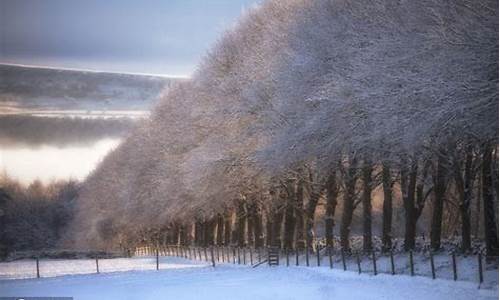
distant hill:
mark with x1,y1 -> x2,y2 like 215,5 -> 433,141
0,64 -> 181,112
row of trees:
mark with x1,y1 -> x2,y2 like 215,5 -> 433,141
68,0 -> 498,258
116,144 -> 497,254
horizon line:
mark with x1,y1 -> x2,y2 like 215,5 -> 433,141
0,62 -> 191,79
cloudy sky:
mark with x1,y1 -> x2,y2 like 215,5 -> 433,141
0,0 -> 260,77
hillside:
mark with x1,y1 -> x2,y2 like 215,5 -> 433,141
0,64 -> 181,112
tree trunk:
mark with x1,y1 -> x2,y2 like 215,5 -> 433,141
166,224 -> 174,245
295,175 -> 305,250
224,210 -> 232,246
474,175 -> 482,239
305,189 -> 321,250
205,219 -> 216,246
325,170 -> 338,248
382,163 -> 393,251
253,204 -> 264,248
199,221 -> 206,246
340,159 -> 357,251
192,222 -> 197,245
431,151 -> 446,251
247,202 -> 255,247
271,209 -> 283,248
266,211 -> 273,247
235,202 -> 246,247
453,148 -> 474,252
216,214 -> 224,246
179,225 -> 187,246
283,180 -> 296,250
482,144 -> 499,258
402,159 -> 418,251
362,160 -> 373,251
173,225 -> 180,245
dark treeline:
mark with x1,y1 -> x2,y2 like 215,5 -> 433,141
0,176 -> 78,259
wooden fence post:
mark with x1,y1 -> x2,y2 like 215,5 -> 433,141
356,253 -> 361,274
478,252 -> 484,286
237,248 -> 241,264
306,245 -> 310,267
286,248 -> 289,267
277,248 -> 280,265
372,251 -> 377,275
430,251 -> 436,279
156,249 -> 160,270
409,250 -> 414,276
316,246 -> 321,267
96,256 -> 100,274
452,252 -> 457,281
36,257 -> 40,278
390,250 -> 395,275
210,247 -> 215,267
328,246 -> 333,269
296,249 -> 299,266
243,248 -> 246,265
341,250 -> 347,271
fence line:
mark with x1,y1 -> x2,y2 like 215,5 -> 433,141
134,244 -> 492,287
1,245 -> 495,287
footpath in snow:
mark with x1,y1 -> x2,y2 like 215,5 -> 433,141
0,257 -> 497,300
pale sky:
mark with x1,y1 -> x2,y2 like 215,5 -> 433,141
0,0 -> 261,76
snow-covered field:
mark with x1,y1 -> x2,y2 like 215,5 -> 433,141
0,256 -> 207,280
0,256 -> 497,300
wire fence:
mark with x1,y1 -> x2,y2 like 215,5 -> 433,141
136,244 -> 495,287
1,245 -> 497,289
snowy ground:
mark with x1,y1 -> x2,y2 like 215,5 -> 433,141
0,256 -> 498,300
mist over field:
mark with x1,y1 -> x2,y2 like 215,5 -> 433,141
0,63 -> 180,184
